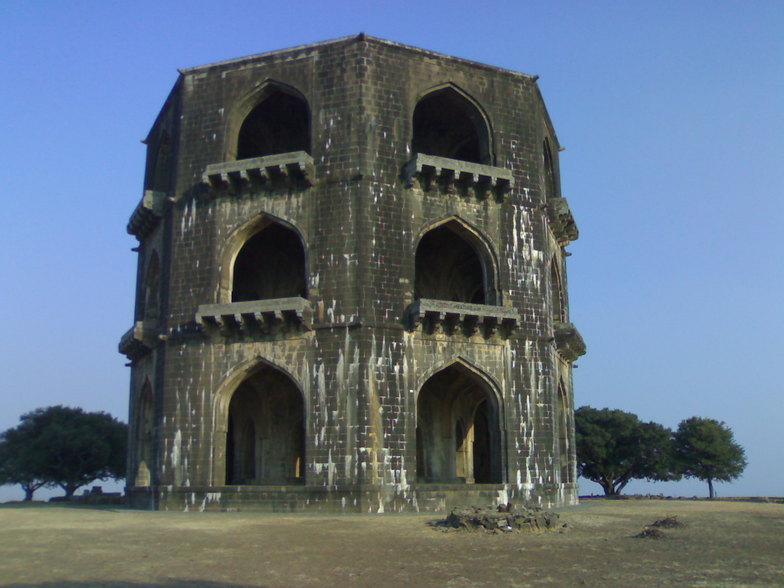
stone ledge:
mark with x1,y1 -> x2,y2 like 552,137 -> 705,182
196,297 -> 312,335
403,154 -> 514,200
406,298 -> 519,337
127,190 -> 166,239
553,321 -> 586,361
202,151 -> 314,191
118,321 -> 157,360
545,197 -> 579,245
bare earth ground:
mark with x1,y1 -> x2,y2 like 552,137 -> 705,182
1,499 -> 782,587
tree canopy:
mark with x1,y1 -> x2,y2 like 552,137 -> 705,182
673,417 -> 746,498
0,406 -> 127,499
575,406 -> 677,496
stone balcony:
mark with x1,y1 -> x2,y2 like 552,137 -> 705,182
553,322 -> 586,361
544,197 -> 579,245
406,299 -> 519,337
127,190 -> 166,239
403,154 -> 514,200
119,321 -> 158,361
196,297 -> 312,336
202,151 -> 314,192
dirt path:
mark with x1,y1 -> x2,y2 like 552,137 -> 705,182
1,499 -> 782,587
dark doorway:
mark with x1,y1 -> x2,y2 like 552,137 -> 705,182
225,366 -> 305,485
416,363 -> 502,483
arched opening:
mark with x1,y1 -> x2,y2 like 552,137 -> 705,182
148,132 -> 172,192
412,86 -> 492,165
237,87 -> 310,159
135,381 -> 154,487
143,251 -> 161,321
557,381 -> 572,483
416,363 -> 502,484
550,259 -> 565,323
232,222 -> 307,302
543,139 -> 556,200
414,220 -> 496,304
225,365 -> 305,485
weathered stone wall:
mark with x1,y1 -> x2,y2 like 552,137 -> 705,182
122,35 -> 584,512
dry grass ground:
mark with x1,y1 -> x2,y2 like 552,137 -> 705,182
1,498 -> 782,587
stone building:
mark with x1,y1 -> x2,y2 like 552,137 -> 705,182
120,34 -> 585,511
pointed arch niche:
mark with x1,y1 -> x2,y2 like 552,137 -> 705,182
414,218 -> 498,305
404,84 -> 512,198
236,83 -> 310,160
221,363 -> 305,485
412,85 -> 492,165
195,215 -> 311,335
407,218 -> 518,335
556,380 -> 574,484
202,82 -> 314,191
134,380 -> 154,487
416,361 -> 503,484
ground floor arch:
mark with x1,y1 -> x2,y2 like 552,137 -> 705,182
416,362 -> 503,484
223,364 -> 305,485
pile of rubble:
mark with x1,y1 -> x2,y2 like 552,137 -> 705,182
633,516 -> 686,539
435,503 -> 561,533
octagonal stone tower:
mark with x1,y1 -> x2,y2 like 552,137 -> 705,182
120,35 -> 585,512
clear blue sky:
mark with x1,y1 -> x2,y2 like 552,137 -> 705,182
1,1 -> 781,500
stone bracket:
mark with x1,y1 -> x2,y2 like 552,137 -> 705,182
196,297 -> 312,336
202,151 -> 314,192
403,154 -> 514,200
119,321 -> 158,360
406,299 -> 519,338
553,321 -> 586,361
544,197 -> 579,245
127,190 -> 166,239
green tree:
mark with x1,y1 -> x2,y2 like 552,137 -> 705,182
0,406 -> 127,499
673,417 -> 746,499
0,427 -> 47,501
575,406 -> 677,496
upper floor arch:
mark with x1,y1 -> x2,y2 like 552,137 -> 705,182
414,216 -> 500,305
218,213 -> 308,304
542,137 -> 558,200
225,80 -> 311,161
411,83 -> 494,166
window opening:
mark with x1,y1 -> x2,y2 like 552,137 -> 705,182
237,89 -> 309,159
232,223 -> 307,302
144,251 -> 161,321
415,222 -> 492,304
412,88 -> 491,165
543,140 -> 556,200
550,260 -> 565,322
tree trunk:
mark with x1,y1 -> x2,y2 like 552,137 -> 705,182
600,479 -> 616,496
23,486 -> 35,501
708,477 -> 714,499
